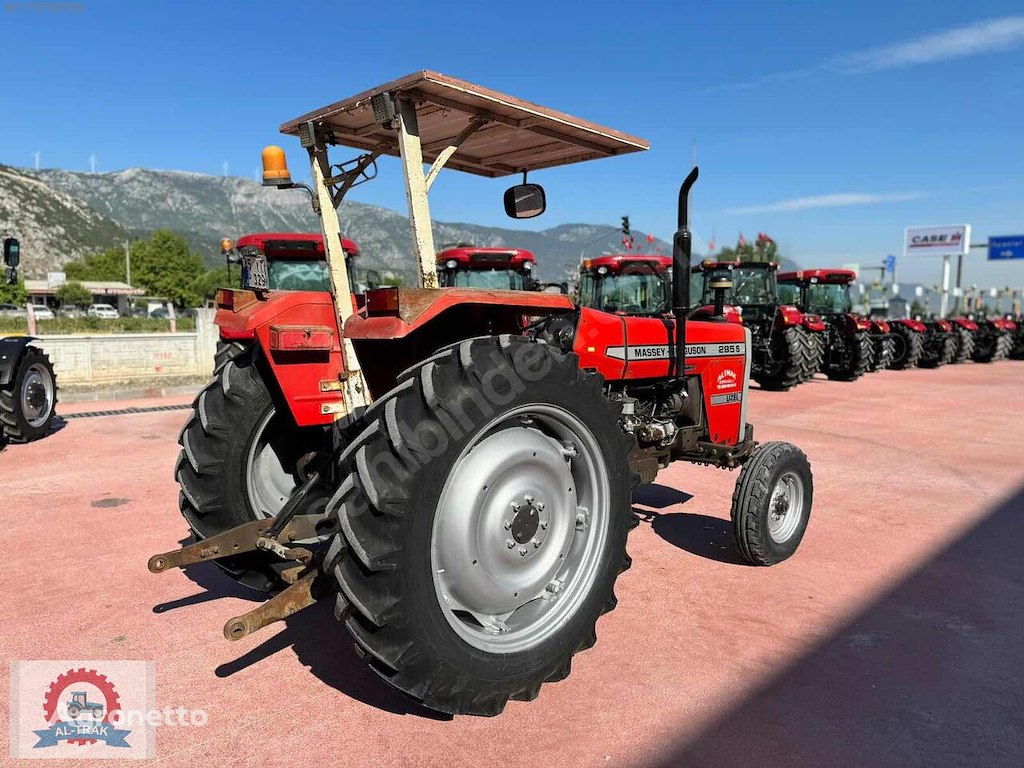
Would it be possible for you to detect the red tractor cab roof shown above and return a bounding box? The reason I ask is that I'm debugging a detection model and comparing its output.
[235,232,360,260]
[582,254,672,274]
[693,259,780,273]
[777,269,856,285]
[436,247,536,269]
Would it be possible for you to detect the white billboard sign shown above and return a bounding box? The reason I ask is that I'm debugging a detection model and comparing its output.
[903,225,970,258]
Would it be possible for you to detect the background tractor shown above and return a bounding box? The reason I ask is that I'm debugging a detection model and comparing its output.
[436,245,538,289]
[1009,315,1024,359]
[1,236,58,448]
[966,314,1013,363]
[777,269,873,381]
[576,253,672,316]
[946,317,978,363]
[151,71,814,717]
[914,318,958,368]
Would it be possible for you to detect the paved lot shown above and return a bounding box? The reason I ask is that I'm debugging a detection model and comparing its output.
[2,362,1022,767]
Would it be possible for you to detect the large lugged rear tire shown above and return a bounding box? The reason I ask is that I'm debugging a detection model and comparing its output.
[803,331,825,381]
[214,340,250,374]
[826,331,870,381]
[953,327,975,363]
[0,345,57,442]
[889,324,923,369]
[868,334,895,372]
[755,326,806,391]
[175,351,330,591]
[731,441,813,565]
[325,335,634,716]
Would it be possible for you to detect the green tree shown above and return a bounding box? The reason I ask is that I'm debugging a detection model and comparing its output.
[380,273,408,287]
[192,269,232,304]
[56,281,94,309]
[131,230,205,307]
[0,274,27,305]
[64,246,128,282]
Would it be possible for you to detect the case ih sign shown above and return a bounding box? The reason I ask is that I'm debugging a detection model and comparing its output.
[903,225,970,258]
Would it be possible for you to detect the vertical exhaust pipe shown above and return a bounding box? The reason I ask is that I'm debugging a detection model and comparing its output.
[673,166,699,378]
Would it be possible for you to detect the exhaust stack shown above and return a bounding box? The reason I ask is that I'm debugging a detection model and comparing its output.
[672,166,699,377]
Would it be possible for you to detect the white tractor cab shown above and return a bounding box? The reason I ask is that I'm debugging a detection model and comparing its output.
[436,244,538,290]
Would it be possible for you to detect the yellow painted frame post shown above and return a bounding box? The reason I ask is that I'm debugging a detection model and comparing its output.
[396,97,439,289]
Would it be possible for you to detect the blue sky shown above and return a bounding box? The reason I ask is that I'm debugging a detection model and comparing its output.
[2,0,1023,295]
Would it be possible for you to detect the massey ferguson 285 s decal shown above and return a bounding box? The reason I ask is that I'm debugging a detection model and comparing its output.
[604,343,746,361]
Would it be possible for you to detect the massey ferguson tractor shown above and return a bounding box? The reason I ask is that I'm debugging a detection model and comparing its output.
[776,269,876,381]
[1,236,58,449]
[151,71,814,716]
[436,245,538,289]
[216,232,370,372]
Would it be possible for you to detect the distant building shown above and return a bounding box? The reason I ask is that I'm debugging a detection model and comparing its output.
[25,274,144,314]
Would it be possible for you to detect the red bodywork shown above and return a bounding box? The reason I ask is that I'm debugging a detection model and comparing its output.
[235,232,360,259]
[890,318,928,333]
[585,254,672,273]
[777,269,856,283]
[436,246,535,269]
[949,317,980,332]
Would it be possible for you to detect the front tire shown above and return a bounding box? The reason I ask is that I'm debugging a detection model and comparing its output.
[0,345,57,442]
[175,351,329,591]
[325,336,634,716]
[731,441,813,566]
[826,331,870,381]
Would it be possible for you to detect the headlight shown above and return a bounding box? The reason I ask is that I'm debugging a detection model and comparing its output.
[446,259,457,269]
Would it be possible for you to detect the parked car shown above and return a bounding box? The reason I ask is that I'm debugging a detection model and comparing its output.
[0,302,28,318]
[29,305,55,320]
[59,306,86,319]
[129,306,148,318]
[149,306,170,319]
[87,303,120,319]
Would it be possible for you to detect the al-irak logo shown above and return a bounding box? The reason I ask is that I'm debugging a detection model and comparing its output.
[10,660,156,759]
[716,368,738,390]
[33,667,131,749]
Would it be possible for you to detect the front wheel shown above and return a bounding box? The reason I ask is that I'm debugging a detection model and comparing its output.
[325,335,634,716]
[731,441,813,566]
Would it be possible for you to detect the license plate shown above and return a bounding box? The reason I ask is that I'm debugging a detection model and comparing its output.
[242,254,269,291]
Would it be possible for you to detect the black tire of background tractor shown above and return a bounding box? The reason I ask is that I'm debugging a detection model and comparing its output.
[175,351,328,592]
[953,328,975,363]
[214,340,250,374]
[889,325,924,369]
[731,441,813,566]
[755,326,806,391]
[993,333,1012,362]
[802,332,825,381]
[325,335,635,716]
[1011,332,1024,360]
[868,335,895,372]
[940,333,959,365]
[918,334,946,368]
[826,331,871,382]
[0,345,57,443]
[971,333,999,363]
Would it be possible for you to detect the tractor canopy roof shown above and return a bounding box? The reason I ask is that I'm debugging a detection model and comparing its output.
[436,247,536,268]
[777,269,856,285]
[279,71,649,178]
[582,254,672,273]
[693,259,779,273]
[235,232,360,259]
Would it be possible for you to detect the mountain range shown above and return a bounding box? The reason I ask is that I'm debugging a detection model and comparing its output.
[1,165,672,282]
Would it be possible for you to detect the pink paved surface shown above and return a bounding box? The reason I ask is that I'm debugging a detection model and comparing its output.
[1,362,1022,767]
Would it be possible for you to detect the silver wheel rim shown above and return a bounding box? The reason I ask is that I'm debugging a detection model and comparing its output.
[767,471,804,544]
[245,409,296,519]
[431,404,611,654]
[21,363,54,428]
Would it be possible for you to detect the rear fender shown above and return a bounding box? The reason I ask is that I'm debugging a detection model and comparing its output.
[776,305,803,327]
[215,289,343,427]
[872,320,891,334]
[891,318,927,333]
[0,336,37,387]
[949,317,979,332]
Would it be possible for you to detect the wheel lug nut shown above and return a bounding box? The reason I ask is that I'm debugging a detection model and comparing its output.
[518,547,528,556]
[510,502,521,512]
[536,502,545,512]
[532,540,541,549]
[503,520,512,530]
[524,495,534,504]
[506,539,515,549]
[539,520,548,530]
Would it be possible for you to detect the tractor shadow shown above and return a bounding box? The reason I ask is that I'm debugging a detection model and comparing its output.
[633,484,748,566]
[160,535,446,718]
[214,600,450,720]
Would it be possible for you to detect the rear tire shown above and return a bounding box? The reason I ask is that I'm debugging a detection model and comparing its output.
[175,350,329,591]
[826,331,870,381]
[889,324,923,369]
[731,441,813,566]
[0,345,57,442]
[214,340,250,374]
[868,334,895,372]
[755,326,806,391]
[953,327,975,363]
[325,335,634,716]
[803,331,825,381]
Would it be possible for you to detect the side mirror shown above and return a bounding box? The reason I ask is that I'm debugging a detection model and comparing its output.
[3,237,20,268]
[503,184,546,219]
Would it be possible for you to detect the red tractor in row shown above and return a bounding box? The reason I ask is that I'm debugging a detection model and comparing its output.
[150,71,814,716]
[575,253,673,316]
[436,245,539,290]
[691,260,821,389]
[966,315,1015,363]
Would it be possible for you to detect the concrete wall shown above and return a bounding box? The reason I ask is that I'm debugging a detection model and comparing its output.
[33,309,218,386]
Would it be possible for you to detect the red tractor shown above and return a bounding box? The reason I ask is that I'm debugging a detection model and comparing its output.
[151,72,814,716]
[576,253,673,316]
[946,317,978,363]
[967,315,1014,362]
[216,232,371,372]
[436,245,538,290]
[692,260,821,389]
[776,269,876,381]
[914,318,958,368]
